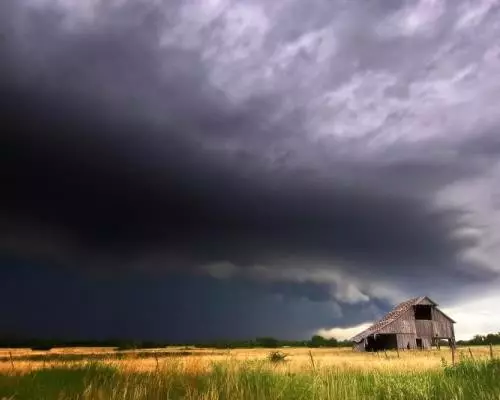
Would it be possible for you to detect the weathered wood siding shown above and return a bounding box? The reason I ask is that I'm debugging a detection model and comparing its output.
[378,309,416,334]
[431,308,454,338]
[433,321,453,338]
[415,320,433,337]
[421,337,432,349]
[353,341,365,352]
[396,334,417,349]
[414,310,453,338]
[432,307,452,323]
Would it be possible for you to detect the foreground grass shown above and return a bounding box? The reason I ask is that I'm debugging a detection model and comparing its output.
[1,358,499,400]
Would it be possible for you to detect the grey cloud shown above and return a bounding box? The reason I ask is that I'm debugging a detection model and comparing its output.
[1,0,500,337]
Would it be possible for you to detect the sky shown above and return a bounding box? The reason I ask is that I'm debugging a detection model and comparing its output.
[1,0,500,342]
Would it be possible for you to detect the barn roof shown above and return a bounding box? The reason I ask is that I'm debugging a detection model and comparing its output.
[350,296,455,343]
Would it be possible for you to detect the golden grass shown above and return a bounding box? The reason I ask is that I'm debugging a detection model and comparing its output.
[0,347,115,358]
[1,345,497,375]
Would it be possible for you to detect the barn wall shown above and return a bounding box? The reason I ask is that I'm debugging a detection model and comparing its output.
[421,337,432,349]
[432,321,453,338]
[415,320,433,337]
[415,309,454,339]
[378,309,416,335]
[353,341,365,352]
[431,308,454,338]
[396,334,417,349]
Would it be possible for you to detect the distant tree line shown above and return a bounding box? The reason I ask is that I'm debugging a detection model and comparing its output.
[3,332,499,351]
[195,335,353,350]
[456,332,500,346]
[0,335,352,351]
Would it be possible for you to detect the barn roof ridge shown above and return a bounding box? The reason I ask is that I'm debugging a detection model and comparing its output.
[350,296,453,343]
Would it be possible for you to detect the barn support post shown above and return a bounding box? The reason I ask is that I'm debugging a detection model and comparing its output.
[451,345,456,366]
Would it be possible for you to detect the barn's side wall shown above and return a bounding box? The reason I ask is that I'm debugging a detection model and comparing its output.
[431,308,454,338]
[377,308,416,335]
[377,308,420,349]
[414,309,454,344]
[415,320,433,337]
[421,337,432,349]
[396,334,417,349]
[353,341,365,352]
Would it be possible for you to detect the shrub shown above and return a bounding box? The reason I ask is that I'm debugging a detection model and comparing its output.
[267,351,288,364]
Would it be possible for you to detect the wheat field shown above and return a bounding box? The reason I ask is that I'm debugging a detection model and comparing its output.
[0,345,497,374]
[1,346,499,399]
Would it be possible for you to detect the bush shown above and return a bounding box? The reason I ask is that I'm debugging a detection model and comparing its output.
[267,351,288,364]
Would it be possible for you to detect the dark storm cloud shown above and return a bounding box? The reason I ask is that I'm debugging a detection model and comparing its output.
[0,261,365,340]
[1,97,474,280]
[2,0,500,339]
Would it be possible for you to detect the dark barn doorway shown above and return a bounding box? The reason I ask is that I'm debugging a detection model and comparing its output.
[416,338,423,349]
[365,334,398,351]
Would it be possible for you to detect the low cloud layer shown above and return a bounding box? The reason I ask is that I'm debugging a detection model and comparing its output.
[1,0,500,340]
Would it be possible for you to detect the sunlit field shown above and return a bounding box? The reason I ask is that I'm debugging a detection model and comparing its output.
[1,345,498,374]
[1,346,499,399]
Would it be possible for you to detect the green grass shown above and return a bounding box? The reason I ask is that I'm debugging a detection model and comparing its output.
[1,359,499,399]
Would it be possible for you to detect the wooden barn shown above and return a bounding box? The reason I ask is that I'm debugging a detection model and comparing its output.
[351,296,456,351]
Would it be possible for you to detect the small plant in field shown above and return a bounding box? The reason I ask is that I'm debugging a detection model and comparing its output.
[267,351,288,364]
